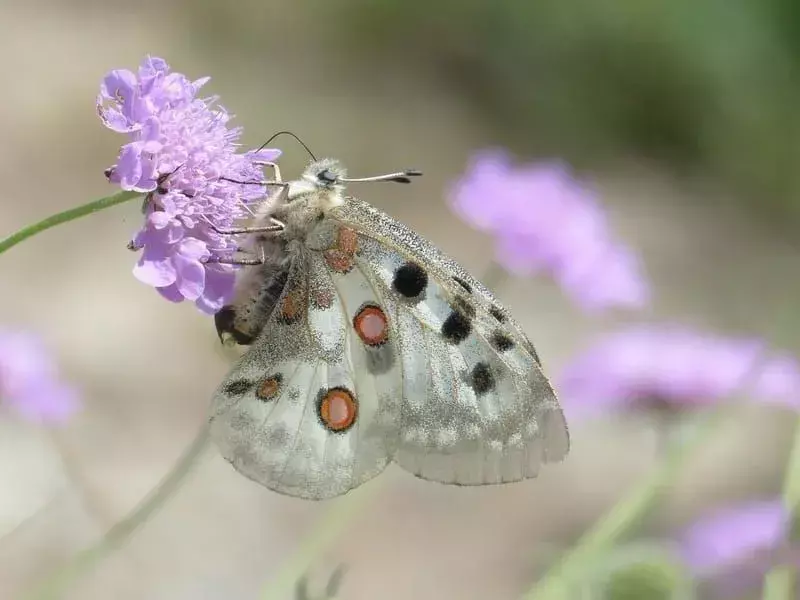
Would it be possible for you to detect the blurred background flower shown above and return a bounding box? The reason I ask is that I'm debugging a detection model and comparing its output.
[678,499,797,598]
[449,149,649,312]
[559,325,800,420]
[0,330,77,423]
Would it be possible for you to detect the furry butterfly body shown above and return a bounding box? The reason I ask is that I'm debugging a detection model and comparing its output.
[210,159,569,500]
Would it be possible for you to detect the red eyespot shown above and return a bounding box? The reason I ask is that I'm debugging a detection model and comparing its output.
[256,375,282,401]
[353,304,389,346]
[318,387,357,432]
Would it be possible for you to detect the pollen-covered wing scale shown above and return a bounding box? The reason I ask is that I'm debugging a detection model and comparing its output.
[209,158,569,500]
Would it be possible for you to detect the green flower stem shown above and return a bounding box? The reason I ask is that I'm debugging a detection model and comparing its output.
[0,190,141,256]
[761,414,800,600]
[260,483,381,600]
[523,409,731,600]
[26,423,212,600]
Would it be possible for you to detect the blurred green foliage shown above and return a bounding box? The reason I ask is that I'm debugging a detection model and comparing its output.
[180,0,800,224]
[327,0,800,224]
[570,546,694,600]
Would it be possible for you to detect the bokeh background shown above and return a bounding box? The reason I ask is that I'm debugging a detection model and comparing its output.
[1,1,799,598]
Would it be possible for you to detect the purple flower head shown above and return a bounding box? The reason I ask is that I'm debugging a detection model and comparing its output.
[449,149,649,313]
[679,500,788,575]
[0,330,78,423]
[678,500,799,596]
[98,56,282,314]
[559,325,800,418]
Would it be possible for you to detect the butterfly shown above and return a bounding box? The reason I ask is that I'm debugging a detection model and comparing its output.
[208,157,569,500]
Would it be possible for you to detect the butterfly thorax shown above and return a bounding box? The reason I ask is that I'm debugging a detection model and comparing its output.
[215,160,350,345]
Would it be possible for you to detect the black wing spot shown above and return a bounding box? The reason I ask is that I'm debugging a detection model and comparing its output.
[442,310,472,344]
[469,362,496,396]
[221,379,254,396]
[453,276,472,293]
[393,262,428,298]
[489,306,506,323]
[490,331,515,352]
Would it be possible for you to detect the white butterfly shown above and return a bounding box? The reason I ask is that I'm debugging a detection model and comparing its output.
[208,157,569,500]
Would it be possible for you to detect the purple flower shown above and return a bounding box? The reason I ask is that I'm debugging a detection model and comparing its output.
[449,149,649,312]
[0,330,78,423]
[680,500,788,575]
[752,353,800,407]
[559,325,800,417]
[678,500,798,596]
[98,56,281,314]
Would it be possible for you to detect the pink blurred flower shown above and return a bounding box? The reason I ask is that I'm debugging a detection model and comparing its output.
[0,330,78,423]
[559,325,800,417]
[678,500,799,597]
[449,149,649,313]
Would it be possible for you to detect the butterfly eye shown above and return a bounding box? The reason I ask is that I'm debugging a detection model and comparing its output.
[317,169,338,184]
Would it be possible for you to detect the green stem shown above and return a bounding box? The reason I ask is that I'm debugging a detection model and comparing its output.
[0,190,141,256]
[260,483,381,600]
[762,414,800,600]
[523,409,730,600]
[25,423,211,600]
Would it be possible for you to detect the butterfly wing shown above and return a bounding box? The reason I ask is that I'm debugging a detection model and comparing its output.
[209,245,405,500]
[326,196,570,485]
[210,196,568,498]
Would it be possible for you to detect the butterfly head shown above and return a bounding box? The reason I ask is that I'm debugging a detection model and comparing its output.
[274,159,423,238]
[277,158,347,217]
[303,159,348,190]
[285,158,348,200]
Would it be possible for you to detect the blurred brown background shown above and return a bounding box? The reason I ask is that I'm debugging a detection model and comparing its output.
[1,1,799,598]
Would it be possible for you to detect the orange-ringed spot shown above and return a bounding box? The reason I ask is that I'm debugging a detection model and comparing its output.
[256,374,282,401]
[323,249,354,273]
[311,288,334,309]
[353,304,389,346]
[280,287,305,323]
[317,387,357,432]
[337,227,359,255]
[323,227,359,273]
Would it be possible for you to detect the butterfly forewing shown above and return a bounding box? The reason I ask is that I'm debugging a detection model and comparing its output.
[331,201,569,484]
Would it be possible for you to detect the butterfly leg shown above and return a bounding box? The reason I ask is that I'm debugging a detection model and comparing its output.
[253,161,282,183]
[206,217,286,236]
[220,160,283,185]
[203,244,267,266]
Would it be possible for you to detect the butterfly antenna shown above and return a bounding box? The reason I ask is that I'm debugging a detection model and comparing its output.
[257,130,317,161]
[340,169,422,184]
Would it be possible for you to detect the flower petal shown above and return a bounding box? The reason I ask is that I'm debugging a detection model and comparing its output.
[245,148,282,163]
[195,267,236,314]
[132,240,177,287]
[173,255,206,301]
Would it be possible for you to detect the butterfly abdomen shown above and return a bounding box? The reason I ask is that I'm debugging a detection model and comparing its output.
[215,237,293,345]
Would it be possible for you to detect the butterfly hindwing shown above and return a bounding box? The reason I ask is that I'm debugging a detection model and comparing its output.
[329,197,569,484]
[210,248,404,499]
